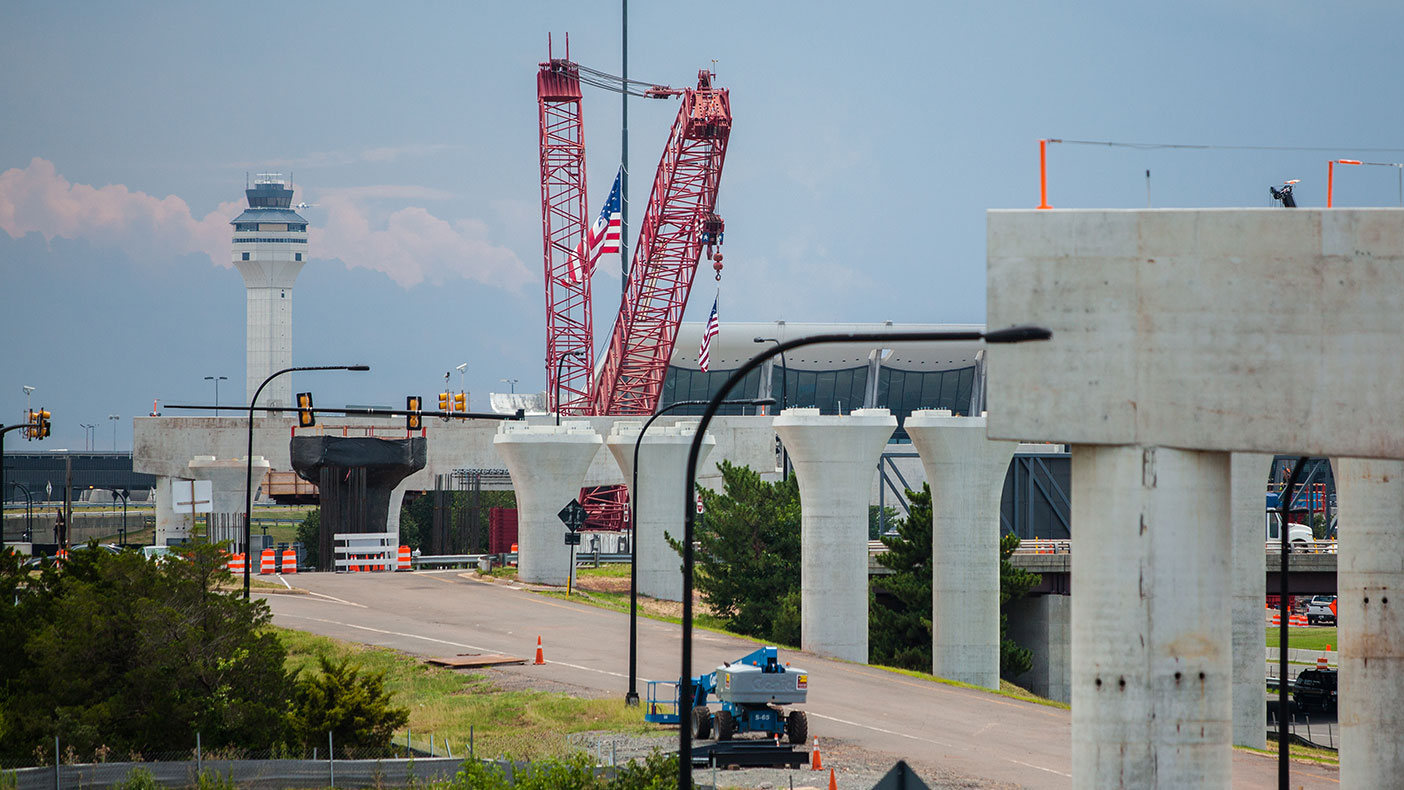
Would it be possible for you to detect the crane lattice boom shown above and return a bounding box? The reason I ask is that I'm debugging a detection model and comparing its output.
[537,54,594,414]
[590,70,732,415]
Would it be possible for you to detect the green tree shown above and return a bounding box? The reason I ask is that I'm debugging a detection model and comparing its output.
[868,485,932,671]
[999,533,1040,677]
[866,491,1043,678]
[670,462,802,645]
[295,509,321,568]
[287,655,408,753]
[0,542,290,758]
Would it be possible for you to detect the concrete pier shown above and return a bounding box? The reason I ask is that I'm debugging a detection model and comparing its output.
[493,422,602,586]
[904,410,1016,689]
[1229,452,1273,749]
[1071,445,1231,789]
[773,408,896,663]
[1333,458,1404,787]
[606,420,715,602]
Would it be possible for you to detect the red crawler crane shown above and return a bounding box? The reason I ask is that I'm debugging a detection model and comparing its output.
[537,43,594,415]
[590,70,731,415]
[537,50,732,529]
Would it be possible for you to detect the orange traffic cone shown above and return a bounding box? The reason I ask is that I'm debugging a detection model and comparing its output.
[811,736,822,770]
[828,767,837,790]
[534,635,545,665]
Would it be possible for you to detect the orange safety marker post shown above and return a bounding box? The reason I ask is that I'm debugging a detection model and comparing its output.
[1329,159,1362,207]
[534,635,545,665]
[1037,139,1052,209]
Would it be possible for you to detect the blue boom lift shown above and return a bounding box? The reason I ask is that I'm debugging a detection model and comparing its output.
[646,646,810,743]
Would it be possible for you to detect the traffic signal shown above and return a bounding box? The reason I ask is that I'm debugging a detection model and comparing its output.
[296,392,316,428]
[24,409,37,440]
[438,392,450,411]
[406,396,422,430]
[453,392,466,412]
[38,409,50,438]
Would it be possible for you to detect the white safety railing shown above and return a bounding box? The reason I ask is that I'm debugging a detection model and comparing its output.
[333,531,397,572]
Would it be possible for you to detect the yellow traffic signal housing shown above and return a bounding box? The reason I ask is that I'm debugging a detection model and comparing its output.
[438,392,450,411]
[38,409,50,438]
[406,396,422,430]
[453,392,466,412]
[296,392,316,428]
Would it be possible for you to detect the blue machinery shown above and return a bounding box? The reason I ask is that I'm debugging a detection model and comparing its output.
[646,646,810,743]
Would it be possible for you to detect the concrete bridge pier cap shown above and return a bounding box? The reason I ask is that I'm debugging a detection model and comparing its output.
[606,420,715,602]
[773,407,896,663]
[988,208,1404,786]
[493,421,602,586]
[905,410,1017,689]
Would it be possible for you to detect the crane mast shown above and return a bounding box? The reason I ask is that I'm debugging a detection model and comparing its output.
[537,48,594,415]
[590,70,732,415]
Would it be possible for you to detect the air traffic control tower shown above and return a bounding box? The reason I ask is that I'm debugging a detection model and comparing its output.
[231,174,308,410]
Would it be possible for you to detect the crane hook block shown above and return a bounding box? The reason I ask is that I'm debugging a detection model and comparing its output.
[713,253,724,280]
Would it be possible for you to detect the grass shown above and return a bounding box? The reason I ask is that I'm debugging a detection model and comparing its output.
[1241,740,1339,766]
[1266,626,1337,652]
[274,627,657,760]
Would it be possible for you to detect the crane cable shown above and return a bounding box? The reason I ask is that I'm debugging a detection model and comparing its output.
[1049,138,1404,154]
[576,63,675,98]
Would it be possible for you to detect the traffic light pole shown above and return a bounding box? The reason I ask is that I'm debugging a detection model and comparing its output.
[0,421,45,552]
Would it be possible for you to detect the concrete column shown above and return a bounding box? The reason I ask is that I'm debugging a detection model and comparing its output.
[606,420,715,602]
[773,408,896,663]
[1071,445,1231,789]
[1229,452,1273,749]
[386,479,412,541]
[1333,457,1404,787]
[904,410,1017,689]
[189,455,271,552]
[493,421,602,586]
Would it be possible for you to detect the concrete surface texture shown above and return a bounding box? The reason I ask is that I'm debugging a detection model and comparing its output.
[773,407,896,663]
[605,420,714,602]
[492,421,602,585]
[134,414,776,494]
[986,208,1404,459]
[1070,445,1232,789]
[187,455,269,551]
[1004,593,1071,703]
[904,410,1017,688]
[1333,457,1404,787]
[1229,452,1273,749]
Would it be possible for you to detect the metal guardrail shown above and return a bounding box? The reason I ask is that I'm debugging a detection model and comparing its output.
[411,551,633,570]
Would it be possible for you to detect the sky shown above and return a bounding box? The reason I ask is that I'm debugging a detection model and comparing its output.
[3,1,1403,451]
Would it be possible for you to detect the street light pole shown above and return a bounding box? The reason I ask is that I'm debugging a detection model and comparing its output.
[79,424,95,451]
[625,396,773,707]
[499,378,519,394]
[205,375,228,416]
[244,364,369,599]
[673,326,1051,789]
[108,415,120,451]
[554,351,584,426]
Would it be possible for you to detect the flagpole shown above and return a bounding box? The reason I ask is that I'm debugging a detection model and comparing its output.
[620,0,629,304]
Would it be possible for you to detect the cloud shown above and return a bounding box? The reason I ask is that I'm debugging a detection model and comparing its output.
[0,157,236,267]
[0,158,531,291]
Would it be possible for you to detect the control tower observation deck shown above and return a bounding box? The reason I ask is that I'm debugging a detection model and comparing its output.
[231,174,308,410]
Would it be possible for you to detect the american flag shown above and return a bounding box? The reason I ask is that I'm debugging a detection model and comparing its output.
[568,168,622,283]
[698,295,720,372]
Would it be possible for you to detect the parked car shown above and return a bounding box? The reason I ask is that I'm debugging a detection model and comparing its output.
[1306,596,1337,625]
[1293,668,1338,713]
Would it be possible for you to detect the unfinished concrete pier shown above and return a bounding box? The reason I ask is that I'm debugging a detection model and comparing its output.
[773,407,895,663]
[493,422,602,586]
[606,420,714,602]
[905,409,1016,689]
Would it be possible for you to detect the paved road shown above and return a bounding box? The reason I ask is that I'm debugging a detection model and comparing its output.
[262,571,1339,789]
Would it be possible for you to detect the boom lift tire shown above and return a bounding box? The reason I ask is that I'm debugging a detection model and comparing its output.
[785,710,808,744]
[692,706,713,740]
[715,709,736,741]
